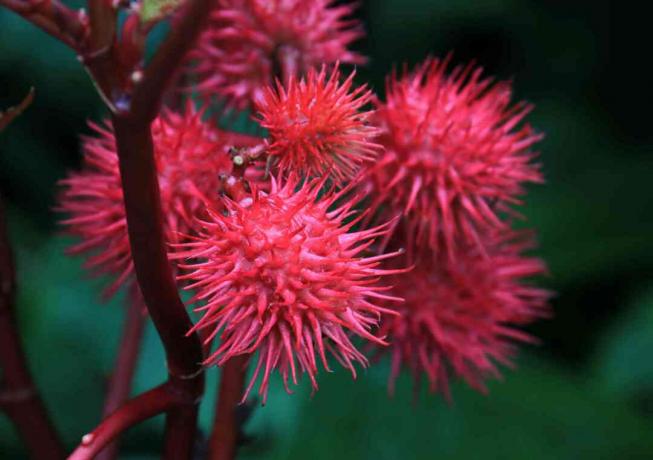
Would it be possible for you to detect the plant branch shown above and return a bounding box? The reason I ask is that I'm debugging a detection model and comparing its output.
[111,114,204,459]
[83,0,119,103]
[87,0,115,52]
[4,0,220,456]
[0,195,66,460]
[68,383,180,460]
[109,113,201,384]
[87,0,218,454]
[129,0,219,121]
[209,356,248,460]
[96,283,147,460]
[0,87,35,133]
[0,0,87,51]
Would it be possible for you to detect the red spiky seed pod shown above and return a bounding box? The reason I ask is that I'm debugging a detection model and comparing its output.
[192,0,366,109]
[364,56,543,259]
[58,104,240,298]
[174,176,403,403]
[255,65,380,181]
[376,231,550,399]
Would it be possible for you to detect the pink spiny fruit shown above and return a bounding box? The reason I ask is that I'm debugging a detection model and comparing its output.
[256,65,381,182]
[376,230,550,399]
[173,175,404,403]
[58,104,244,298]
[191,0,365,110]
[364,56,543,260]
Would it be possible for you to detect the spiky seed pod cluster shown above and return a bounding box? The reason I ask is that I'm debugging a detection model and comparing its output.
[256,65,381,182]
[192,0,365,109]
[377,231,550,398]
[365,57,543,259]
[358,55,549,398]
[59,4,551,406]
[174,176,403,403]
[58,105,238,298]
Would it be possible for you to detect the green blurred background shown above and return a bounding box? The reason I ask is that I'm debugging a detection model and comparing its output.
[2,0,653,458]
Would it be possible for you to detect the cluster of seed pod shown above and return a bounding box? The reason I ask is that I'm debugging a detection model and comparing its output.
[59,0,549,402]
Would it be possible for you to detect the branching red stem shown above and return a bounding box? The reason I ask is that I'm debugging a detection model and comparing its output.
[130,0,220,122]
[84,0,119,102]
[96,284,147,460]
[110,114,204,459]
[0,0,87,50]
[73,0,219,455]
[3,0,226,457]
[0,196,66,460]
[68,383,180,460]
[209,356,248,460]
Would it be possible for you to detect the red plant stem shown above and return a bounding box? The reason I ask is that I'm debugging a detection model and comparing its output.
[87,0,115,52]
[209,356,248,460]
[0,196,66,460]
[68,383,180,460]
[111,115,204,459]
[73,0,219,455]
[84,0,118,100]
[163,72,187,112]
[163,401,202,458]
[96,284,147,460]
[4,0,223,456]
[129,0,219,121]
[0,87,35,133]
[0,0,87,51]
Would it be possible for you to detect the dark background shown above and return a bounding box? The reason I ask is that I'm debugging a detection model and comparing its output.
[2,0,653,458]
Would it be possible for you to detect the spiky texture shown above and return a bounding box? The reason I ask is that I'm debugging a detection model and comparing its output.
[174,176,403,403]
[377,231,549,399]
[58,105,237,298]
[256,65,380,181]
[364,56,543,259]
[192,0,365,109]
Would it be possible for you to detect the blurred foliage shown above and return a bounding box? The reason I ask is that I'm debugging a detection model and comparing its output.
[140,0,181,23]
[1,0,652,458]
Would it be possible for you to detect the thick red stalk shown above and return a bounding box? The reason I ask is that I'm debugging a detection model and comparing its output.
[87,0,115,52]
[68,383,180,460]
[0,196,66,460]
[2,0,228,456]
[76,0,219,455]
[209,356,248,460]
[110,115,204,459]
[96,284,147,460]
[85,0,118,101]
